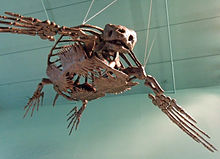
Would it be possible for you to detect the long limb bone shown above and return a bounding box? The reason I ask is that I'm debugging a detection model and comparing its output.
[67,100,88,135]
[23,78,52,118]
[145,76,217,152]
[120,53,132,67]
[73,24,104,33]
[145,75,164,95]
[128,50,142,67]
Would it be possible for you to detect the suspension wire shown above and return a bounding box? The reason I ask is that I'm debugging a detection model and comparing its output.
[83,0,118,24]
[143,0,153,68]
[82,0,95,24]
[41,0,50,20]
[165,0,176,93]
[144,32,157,68]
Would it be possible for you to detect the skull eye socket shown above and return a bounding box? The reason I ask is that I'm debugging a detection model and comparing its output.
[118,28,125,33]
[108,30,113,37]
[128,35,133,41]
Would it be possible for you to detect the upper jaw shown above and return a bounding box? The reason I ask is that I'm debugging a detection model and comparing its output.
[103,40,131,53]
[106,39,130,50]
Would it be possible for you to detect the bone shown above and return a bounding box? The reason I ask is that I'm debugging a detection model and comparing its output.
[37,98,41,112]
[31,100,38,117]
[128,51,142,66]
[0,26,37,35]
[38,33,48,40]
[67,109,77,122]
[0,12,105,43]
[80,28,101,37]
[171,107,210,138]
[0,27,11,32]
[67,106,80,135]
[170,99,197,123]
[169,108,217,152]
[68,117,77,135]
[0,20,34,28]
[0,15,33,25]
[145,75,164,95]
[0,12,60,41]
[5,12,41,23]
[5,12,21,17]
[149,91,217,152]
[74,24,104,32]
[120,54,132,66]
[41,20,51,26]
[23,101,33,118]
[164,109,201,143]
[48,36,55,41]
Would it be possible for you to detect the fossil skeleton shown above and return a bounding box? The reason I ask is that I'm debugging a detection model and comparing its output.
[0,12,217,152]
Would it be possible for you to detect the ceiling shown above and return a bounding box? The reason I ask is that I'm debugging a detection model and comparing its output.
[1,0,220,109]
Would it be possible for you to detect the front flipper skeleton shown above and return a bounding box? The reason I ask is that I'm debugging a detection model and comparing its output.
[145,75,217,152]
[0,12,217,152]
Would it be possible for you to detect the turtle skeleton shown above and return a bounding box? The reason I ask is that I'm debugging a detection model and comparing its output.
[0,12,217,152]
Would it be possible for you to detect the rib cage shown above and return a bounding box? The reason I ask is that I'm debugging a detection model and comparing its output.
[47,42,138,101]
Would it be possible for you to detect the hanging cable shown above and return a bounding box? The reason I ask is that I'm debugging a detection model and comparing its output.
[144,32,157,68]
[143,0,153,68]
[165,0,176,93]
[41,0,50,20]
[83,0,117,24]
[82,0,95,24]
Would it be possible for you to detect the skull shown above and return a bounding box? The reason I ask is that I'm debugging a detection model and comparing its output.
[102,24,137,53]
